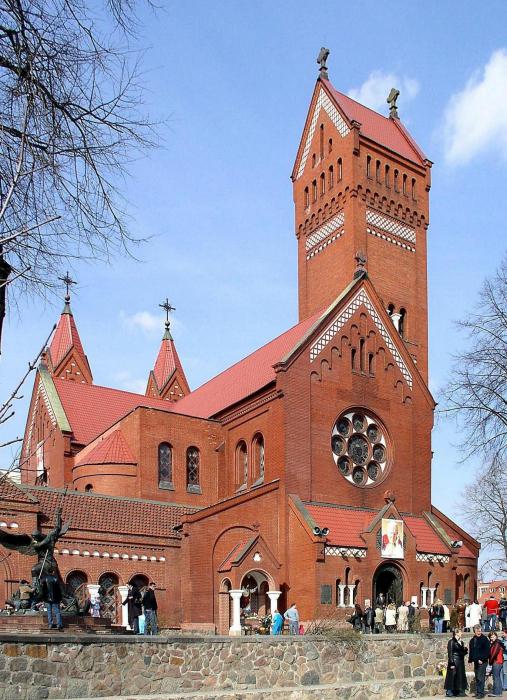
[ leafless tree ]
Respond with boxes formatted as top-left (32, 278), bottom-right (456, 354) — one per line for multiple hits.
top-left (459, 463), bottom-right (507, 579)
top-left (443, 257), bottom-right (507, 461)
top-left (0, 0), bottom-right (157, 346)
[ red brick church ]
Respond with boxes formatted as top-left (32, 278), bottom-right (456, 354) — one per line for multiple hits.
top-left (1, 56), bottom-right (479, 633)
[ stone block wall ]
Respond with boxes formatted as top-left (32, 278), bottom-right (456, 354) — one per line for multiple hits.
top-left (0, 633), bottom-right (455, 699)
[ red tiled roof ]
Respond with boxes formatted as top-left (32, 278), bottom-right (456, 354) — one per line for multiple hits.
top-left (48, 307), bottom-right (87, 369)
top-left (75, 429), bottom-right (136, 467)
top-left (23, 485), bottom-right (198, 538)
top-left (324, 80), bottom-right (425, 165)
top-left (403, 516), bottom-right (449, 554)
top-left (172, 312), bottom-right (320, 419)
top-left (306, 504), bottom-right (373, 547)
top-left (54, 379), bottom-right (173, 445)
top-left (0, 478), bottom-right (38, 505)
top-left (153, 336), bottom-right (187, 392)
top-left (307, 504), bottom-right (452, 554)
top-left (218, 539), bottom-right (252, 571)
top-left (438, 524), bottom-right (476, 559)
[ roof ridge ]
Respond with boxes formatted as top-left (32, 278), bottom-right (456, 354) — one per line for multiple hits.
top-left (22, 484), bottom-right (201, 510)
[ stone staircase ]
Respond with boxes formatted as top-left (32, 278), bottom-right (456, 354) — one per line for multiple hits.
top-left (0, 613), bottom-right (128, 634)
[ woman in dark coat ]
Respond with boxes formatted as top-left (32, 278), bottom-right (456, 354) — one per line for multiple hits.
top-left (122, 584), bottom-right (142, 634)
top-left (444, 628), bottom-right (468, 697)
top-left (348, 603), bottom-right (364, 632)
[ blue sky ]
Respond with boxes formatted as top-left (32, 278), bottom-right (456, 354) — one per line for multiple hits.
top-left (3, 1), bottom-right (507, 535)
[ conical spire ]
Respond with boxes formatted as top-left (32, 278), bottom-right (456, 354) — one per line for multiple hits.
top-left (47, 273), bottom-right (93, 383)
top-left (145, 299), bottom-right (190, 401)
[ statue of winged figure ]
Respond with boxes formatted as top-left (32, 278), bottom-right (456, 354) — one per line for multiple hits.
top-left (0, 507), bottom-right (76, 608)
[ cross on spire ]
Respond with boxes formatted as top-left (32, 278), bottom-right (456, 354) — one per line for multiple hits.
top-left (159, 298), bottom-right (175, 334)
top-left (58, 271), bottom-right (76, 302)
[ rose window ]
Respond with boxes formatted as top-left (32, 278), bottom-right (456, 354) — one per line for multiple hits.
top-left (331, 410), bottom-right (389, 487)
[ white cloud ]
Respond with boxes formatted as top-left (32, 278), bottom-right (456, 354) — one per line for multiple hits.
top-left (348, 71), bottom-right (419, 113)
top-left (120, 309), bottom-right (184, 338)
top-left (114, 370), bottom-right (147, 394)
top-left (442, 49), bottom-right (507, 165)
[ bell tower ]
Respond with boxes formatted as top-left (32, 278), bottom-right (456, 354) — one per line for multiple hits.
top-left (292, 51), bottom-right (432, 381)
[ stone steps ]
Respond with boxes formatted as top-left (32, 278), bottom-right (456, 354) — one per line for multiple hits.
top-left (64, 675), bottom-right (446, 700)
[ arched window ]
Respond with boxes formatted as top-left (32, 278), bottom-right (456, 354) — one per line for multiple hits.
top-left (312, 153), bottom-right (316, 167)
top-left (351, 347), bottom-right (357, 371)
top-left (411, 178), bottom-right (416, 199)
top-left (85, 483), bottom-right (93, 492)
top-left (328, 138), bottom-right (333, 154)
top-left (235, 441), bottom-right (248, 489)
top-left (394, 169), bottom-right (399, 192)
top-left (252, 434), bottom-right (265, 483)
top-left (328, 165), bottom-right (334, 189)
top-left (319, 123), bottom-right (324, 159)
top-left (402, 173), bottom-right (407, 195)
top-left (385, 164), bottom-right (390, 187)
top-left (399, 308), bottom-right (406, 338)
top-left (158, 442), bottom-right (173, 487)
top-left (359, 338), bottom-right (365, 372)
top-left (376, 160), bottom-right (381, 182)
top-left (368, 352), bottom-right (375, 375)
top-left (66, 570), bottom-right (88, 596)
top-left (320, 172), bottom-right (325, 196)
top-left (312, 179), bottom-right (317, 202)
top-left (387, 303), bottom-right (395, 316)
top-left (366, 155), bottom-right (372, 178)
top-left (337, 157), bottom-right (343, 180)
top-left (304, 186), bottom-right (309, 208)
top-left (186, 446), bottom-right (200, 492)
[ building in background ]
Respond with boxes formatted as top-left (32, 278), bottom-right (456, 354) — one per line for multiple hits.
top-left (1, 55), bottom-right (479, 633)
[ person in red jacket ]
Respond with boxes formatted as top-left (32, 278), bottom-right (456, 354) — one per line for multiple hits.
top-left (484, 595), bottom-right (500, 632)
top-left (489, 631), bottom-right (504, 697)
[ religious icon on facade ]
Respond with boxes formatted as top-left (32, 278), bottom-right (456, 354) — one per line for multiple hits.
top-left (381, 518), bottom-right (404, 559)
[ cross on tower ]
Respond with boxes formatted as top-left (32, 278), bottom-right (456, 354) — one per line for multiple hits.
top-left (159, 298), bottom-right (176, 331)
top-left (58, 271), bottom-right (76, 301)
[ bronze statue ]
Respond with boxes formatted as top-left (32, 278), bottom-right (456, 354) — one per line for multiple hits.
top-left (0, 507), bottom-right (84, 613)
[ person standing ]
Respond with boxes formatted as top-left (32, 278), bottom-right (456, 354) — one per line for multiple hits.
top-left (488, 631), bottom-right (504, 697)
top-left (122, 583), bottom-right (142, 634)
top-left (444, 628), bottom-right (468, 698)
top-left (469, 599), bottom-right (483, 630)
top-left (498, 595), bottom-right (507, 632)
top-left (41, 568), bottom-right (63, 631)
top-left (407, 601), bottom-right (416, 633)
top-left (442, 603), bottom-right (451, 633)
top-left (501, 628), bottom-right (507, 692)
top-left (374, 604), bottom-right (384, 634)
top-left (284, 603), bottom-right (299, 635)
top-left (432, 598), bottom-right (445, 634)
top-left (485, 595), bottom-right (500, 633)
top-left (397, 601), bottom-right (409, 632)
top-left (364, 603), bottom-right (375, 634)
top-left (468, 624), bottom-right (491, 699)
top-left (385, 603), bottom-right (396, 633)
top-left (271, 609), bottom-right (283, 635)
top-left (142, 582), bottom-right (158, 635)
top-left (15, 579), bottom-right (34, 611)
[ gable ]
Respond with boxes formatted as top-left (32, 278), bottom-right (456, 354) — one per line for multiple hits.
top-left (309, 286), bottom-right (413, 389)
top-left (294, 84), bottom-right (351, 181)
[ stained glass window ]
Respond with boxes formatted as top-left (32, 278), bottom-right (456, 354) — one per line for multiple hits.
top-left (186, 447), bottom-right (200, 492)
top-left (158, 442), bottom-right (172, 486)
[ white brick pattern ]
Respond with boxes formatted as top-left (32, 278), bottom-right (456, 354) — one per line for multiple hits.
top-left (296, 88), bottom-right (350, 180)
top-left (366, 208), bottom-right (416, 251)
top-left (416, 553), bottom-right (450, 564)
top-left (309, 288), bottom-right (413, 389)
top-left (306, 211), bottom-right (345, 260)
top-left (325, 546), bottom-right (367, 558)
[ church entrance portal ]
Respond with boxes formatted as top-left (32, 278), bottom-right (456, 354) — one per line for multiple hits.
top-left (373, 563), bottom-right (403, 606)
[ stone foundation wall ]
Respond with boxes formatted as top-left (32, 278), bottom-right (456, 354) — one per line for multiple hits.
top-left (0, 633), bottom-right (453, 699)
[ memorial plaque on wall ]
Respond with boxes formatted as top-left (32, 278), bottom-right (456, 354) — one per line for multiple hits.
top-left (444, 588), bottom-right (453, 605)
top-left (320, 584), bottom-right (332, 605)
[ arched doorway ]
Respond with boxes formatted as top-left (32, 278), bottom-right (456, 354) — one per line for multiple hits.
top-left (373, 563), bottom-right (404, 605)
top-left (240, 572), bottom-right (270, 617)
top-left (129, 574), bottom-right (149, 595)
top-left (66, 570), bottom-right (89, 612)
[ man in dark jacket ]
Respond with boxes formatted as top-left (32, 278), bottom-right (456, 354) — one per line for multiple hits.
top-left (142, 582), bottom-right (158, 635)
top-left (407, 601), bottom-right (416, 633)
top-left (41, 568), bottom-right (63, 630)
top-left (468, 624), bottom-right (491, 698)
